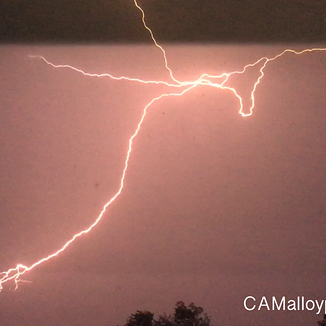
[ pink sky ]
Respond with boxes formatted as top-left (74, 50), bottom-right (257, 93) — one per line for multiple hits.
top-left (0, 44), bottom-right (326, 326)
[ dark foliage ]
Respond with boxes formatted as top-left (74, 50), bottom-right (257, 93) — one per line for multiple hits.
top-left (318, 314), bottom-right (326, 326)
top-left (123, 301), bottom-right (210, 326)
top-left (125, 310), bottom-right (154, 326)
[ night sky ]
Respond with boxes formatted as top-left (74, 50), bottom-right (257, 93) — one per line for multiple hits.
top-left (1, 0), bottom-right (326, 43)
top-left (1, 1), bottom-right (326, 326)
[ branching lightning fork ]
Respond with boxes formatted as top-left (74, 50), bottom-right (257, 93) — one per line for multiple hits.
top-left (1, 0), bottom-right (325, 291)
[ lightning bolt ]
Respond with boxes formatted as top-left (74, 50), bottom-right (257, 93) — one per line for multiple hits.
top-left (1, 0), bottom-right (325, 291)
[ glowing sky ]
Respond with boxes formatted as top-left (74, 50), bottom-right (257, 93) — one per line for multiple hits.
top-left (0, 43), bottom-right (326, 325)
top-left (1, 1), bottom-right (326, 326)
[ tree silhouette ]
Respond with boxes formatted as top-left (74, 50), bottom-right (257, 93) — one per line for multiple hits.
top-left (123, 302), bottom-right (210, 326)
top-left (125, 310), bottom-right (154, 326)
top-left (154, 313), bottom-right (175, 326)
top-left (173, 301), bottom-right (210, 326)
top-left (318, 314), bottom-right (326, 326)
